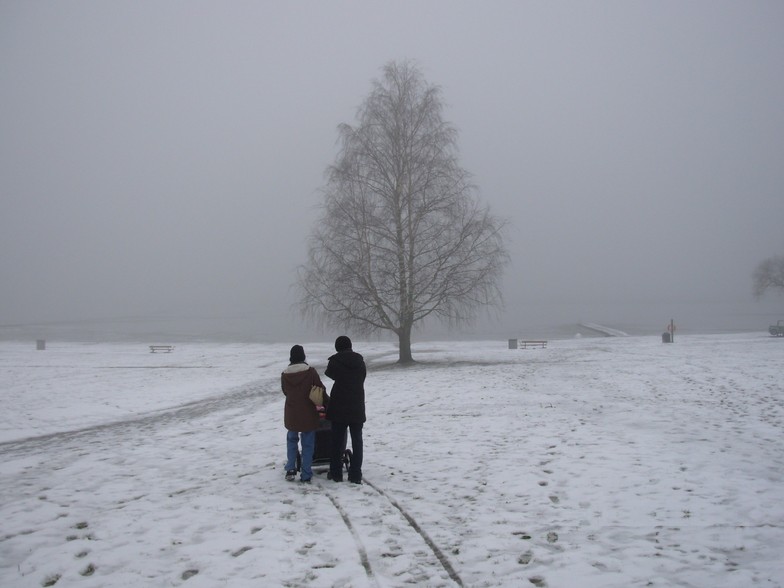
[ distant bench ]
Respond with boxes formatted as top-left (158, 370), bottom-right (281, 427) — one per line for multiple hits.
top-left (520, 340), bottom-right (547, 349)
top-left (510, 340), bottom-right (547, 349)
top-left (149, 345), bottom-right (175, 353)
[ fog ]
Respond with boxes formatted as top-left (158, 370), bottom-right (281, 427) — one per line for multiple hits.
top-left (2, 2), bottom-right (783, 342)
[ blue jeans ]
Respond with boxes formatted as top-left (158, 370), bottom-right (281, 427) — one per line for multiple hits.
top-left (285, 430), bottom-right (315, 481)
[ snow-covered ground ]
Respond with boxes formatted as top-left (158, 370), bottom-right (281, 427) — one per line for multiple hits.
top-left (1, 334), bottom-right (782, 587)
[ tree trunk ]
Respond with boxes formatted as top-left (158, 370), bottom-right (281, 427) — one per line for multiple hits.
top-left (397, 325), bottom-right (414, 364)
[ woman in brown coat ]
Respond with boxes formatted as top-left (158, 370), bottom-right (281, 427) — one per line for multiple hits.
top-left (281, 345), bottom-right (326, 483)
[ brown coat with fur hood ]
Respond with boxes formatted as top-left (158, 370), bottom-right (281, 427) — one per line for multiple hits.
top-left (281, 363), bottom-right (326, 432)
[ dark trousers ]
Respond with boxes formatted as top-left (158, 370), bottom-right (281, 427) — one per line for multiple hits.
top-left (330, 421), bottom-right (363, 481)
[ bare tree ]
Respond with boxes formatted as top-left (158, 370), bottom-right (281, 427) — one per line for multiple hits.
top-left (753, 255), bottom-right (784, 298)
top-left (298, 61), bottom-right (508, 364)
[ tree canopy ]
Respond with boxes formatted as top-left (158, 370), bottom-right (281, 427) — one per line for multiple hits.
top-left (297, 61), bottom-right (508, 363)
top-left (753, 255), bottom-right (784, 298)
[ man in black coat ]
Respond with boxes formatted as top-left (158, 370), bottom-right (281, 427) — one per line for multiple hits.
top-left (325, 335), bottom-right (366, 484)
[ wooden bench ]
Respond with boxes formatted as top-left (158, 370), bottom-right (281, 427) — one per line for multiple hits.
top-left (149, 345), bottom-right (175, 353)
top-left (518, 340), bottom-right (547, 349)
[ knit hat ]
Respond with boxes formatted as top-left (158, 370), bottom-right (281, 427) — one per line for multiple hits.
top-left (289, 344), bottom-right (306, 364)
top-left (335, 335), bottom-right (352, 352)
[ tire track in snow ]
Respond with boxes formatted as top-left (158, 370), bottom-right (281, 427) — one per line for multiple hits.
top-left (322, 477), bottom-right (463, 587)
top-left (323, 490), bottom-right (380, 587)
top-left (364, 479), bottom-right (464, 587)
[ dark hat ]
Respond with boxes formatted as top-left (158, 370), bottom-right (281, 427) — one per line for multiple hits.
top-left (335, 335), bottom-right (352, 352)
top-left (289, 344), bottom-right (306, 364)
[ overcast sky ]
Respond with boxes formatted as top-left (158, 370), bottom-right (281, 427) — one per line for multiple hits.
top-left (2, 1), bottom-right (783, 340)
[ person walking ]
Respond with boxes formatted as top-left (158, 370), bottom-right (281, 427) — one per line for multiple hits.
top-left (325, 336), bottom-right (366, 484)
top-left (281, 345), bottom-right (326, 484)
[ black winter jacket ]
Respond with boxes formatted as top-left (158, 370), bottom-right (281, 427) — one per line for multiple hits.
top-left (324, 349), bottom-right (366, 424)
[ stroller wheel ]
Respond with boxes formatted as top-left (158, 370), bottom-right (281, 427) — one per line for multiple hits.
top-left (342, 448), bottom-right (352, 473)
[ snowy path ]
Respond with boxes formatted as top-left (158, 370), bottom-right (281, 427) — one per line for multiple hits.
top-left (0, 345), bottom-right (463, 587)
top-left (0, 394), bottom-right (463, 587)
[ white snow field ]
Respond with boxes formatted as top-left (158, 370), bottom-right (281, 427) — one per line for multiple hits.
top-left (1, 334), bottom-right (782, 587)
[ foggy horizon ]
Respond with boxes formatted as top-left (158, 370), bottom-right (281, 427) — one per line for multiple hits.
top-left (2, 2), bottom-right (783, 342)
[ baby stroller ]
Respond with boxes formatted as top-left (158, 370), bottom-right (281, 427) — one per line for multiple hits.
top-left (297, 408), bottom-right (351, 475)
